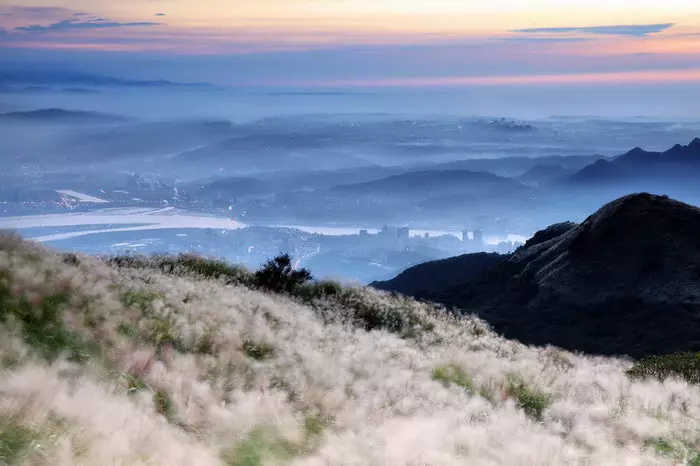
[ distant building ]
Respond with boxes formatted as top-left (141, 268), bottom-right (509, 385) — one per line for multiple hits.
top-left (381, 225), bottom-right (398, 237)
top-left (473, 229), bottom-right (484, 245)
top-left (397, 227), bottom-right (410, 241)
top-left (359, 229), bottom-right (369, 237)
top-left (462, 229), bottom-right (470, 242)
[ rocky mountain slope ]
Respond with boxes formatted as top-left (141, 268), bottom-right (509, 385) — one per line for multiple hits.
top-left (3, 233), bottom-right (700, 464)
top-left (371, 252), bottom-right (504, 298)
top-left (375, 193), bottom-right (700, 358)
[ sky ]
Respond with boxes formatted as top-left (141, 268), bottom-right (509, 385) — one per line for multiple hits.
top-left (0, 0), bottom-right (699, 115)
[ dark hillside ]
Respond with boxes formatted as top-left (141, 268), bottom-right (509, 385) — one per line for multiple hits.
top-left (376, 193), bottom-right (700, 358)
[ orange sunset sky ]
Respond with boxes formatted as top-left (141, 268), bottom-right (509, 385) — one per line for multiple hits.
top-left (1, 0), bottom-right (700, 89)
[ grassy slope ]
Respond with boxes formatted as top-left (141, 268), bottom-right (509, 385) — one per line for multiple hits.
top-left (1, 234), bottom-right (700, 465)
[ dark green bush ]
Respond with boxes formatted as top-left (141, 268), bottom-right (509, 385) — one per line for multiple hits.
top-left (243, 341), bottom-right (274, 361)
top-left (61, 252), bottom-right (80, 265)
top-left (253, 254), bottom-right (312, 294)
top-left (295, 280), bottom-right (344, 303)
top-left (627, 352), bottom-right (700, 384)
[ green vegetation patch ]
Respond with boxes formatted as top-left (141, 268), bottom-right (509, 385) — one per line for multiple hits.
top-left (644, 437), bottom-right (700, 464)
top-left (120, 290), bottom-right (161, 313)
top-left (296, 280), bottom-right (344, 302)
top-left (153, 389), bottom-right (177, 422)
top-left (627, 352), bottom-right (700, 384)
top-left (0, 283), bottom-right (98, 363)
top-left (303, 414), bottom-right (325, 440)
top-left (222, 427), bottom-right (301, 466)
top-left (0, 418), bottom-right (39, 465)
top-left (243, 341), bottom-right (274, 361)
top-left (506, 376), bottom-right (552, 421)
top-left (343, 293), bottom-right (434, 339)
top-left (432, 364), bottom-right (474, 391)
top-left (432, 364), bottom-right (495, 402)
top-left (110, 254), bottom-right (253, 285)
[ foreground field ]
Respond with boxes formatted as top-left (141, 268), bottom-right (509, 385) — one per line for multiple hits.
top-left (1, 234), bottom-right (699, 465)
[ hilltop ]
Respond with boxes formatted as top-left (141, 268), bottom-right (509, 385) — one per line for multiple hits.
top-left (3, 232), bottom-right (700, 464)
top-left (375, 193), bottom-right (700, 358)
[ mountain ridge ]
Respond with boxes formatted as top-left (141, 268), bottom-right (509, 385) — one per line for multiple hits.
top-left (569, 138), bottom-right (700, 184)
top-left (373, 192), bottom-right (700, 358)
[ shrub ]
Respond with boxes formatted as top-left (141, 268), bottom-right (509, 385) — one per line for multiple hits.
top-left (342, 292), bottom-right (433, 338)
top-left (627, 352), bottom-right (700, 384)
top-left (243, 341), bottom-right (274, 361)
top-left (253, 254), bottom-right (312, 294)
top-left (174, 254), bottom-right (252, 284)
top-left (295, 280), bottom-right (344, 303)
top-left (506, 376), bottom-right (552, 421)
top-left (61, 252), bottom-right (80, 265)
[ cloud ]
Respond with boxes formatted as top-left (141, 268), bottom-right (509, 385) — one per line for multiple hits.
top-left (512, 23), bottom-right (674, 37)
top-left (155, 13), bottom-right (167, 17)
top-left (16, 19), bottom-right (162, 33)
top-left (0, 6), bottom-right (74, 18)
top-left (494, 37), bottom-right (592, 43)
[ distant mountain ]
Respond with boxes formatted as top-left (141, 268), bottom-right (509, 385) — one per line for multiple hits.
top-left (0, 108), bottom-right (129, 125)
top-left (0, 85), bottom-right (101, 95)
top-left (567, 159), bottom-right (628, 183)
top-left (192, 165), bottom-right (406, 202)
top-left (569, 138), bottom-right (700, 184)
top-left (329, 170), bottom-right (523, 199)
top-left (0, 70), bottom-right (215, 89)
top-left (424, 154), bottom-right (607, 178)
top-left (47, 119), bottom-right (236, 168)
top-left (374, 193), bottom-right (700, 358)
top-left (176, 134), bottom-right (371, 174)
top-left (617, 138), bottom-right (700, 165)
